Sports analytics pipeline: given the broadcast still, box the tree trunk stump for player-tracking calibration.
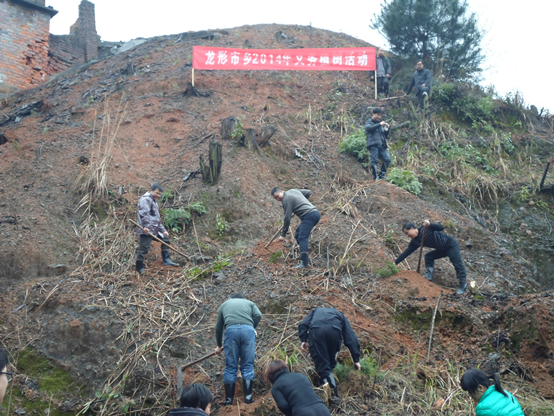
[243,128,258,151]
[257,125,276,147]
[221,116,240,140]
[200,140,222,185]
[184,81,200,97]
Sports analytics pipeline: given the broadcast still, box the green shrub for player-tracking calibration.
[438,141,497,174]
[387,168,423,195]
[269,251,283,263]
[360,356,381,378]
[162,208,191,232]
[231,119,244,139]
[338,127,369,165]
[375,261,399,278]
[216,214,229,236]
[188,201,207,215]
[161,188,174,203]
[333,362,353,382]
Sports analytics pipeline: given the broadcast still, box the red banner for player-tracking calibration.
[193,46,376,71]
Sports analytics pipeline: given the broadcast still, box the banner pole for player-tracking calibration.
[374,70,377,100]
[192,68,195,87]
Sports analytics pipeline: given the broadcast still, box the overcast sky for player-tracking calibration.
[47,0,553,112]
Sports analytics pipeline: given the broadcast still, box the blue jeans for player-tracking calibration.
[223,324,256,383]
[294,210,321,253]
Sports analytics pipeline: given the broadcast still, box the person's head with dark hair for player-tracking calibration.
[271,187,284,202]
[179,383,214,414]
[150,183,163,200]
[461,369,507,405]
[402,222,419,239]
[265,360,289,385]
[0,348,11,405]
[416,60,424,71]
[372,107,383,121]
[231,293,245,299]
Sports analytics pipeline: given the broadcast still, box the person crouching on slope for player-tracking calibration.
[461,369,524,416]
[395,219,468,295]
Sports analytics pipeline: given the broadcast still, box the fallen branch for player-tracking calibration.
[128,219,191,260]
[427,291,442,362]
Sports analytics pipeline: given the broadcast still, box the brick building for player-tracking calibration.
[0,0,99,96]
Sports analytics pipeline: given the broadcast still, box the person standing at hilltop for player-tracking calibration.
[370,49,392,98]
[395,219,467,295]
[405,60,431,108]
[135,183,179,273]
[214,294,262,406]
[271,187,320,268]
[298,307,361,398]
[365,108,391,181]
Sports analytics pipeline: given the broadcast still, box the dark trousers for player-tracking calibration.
[377,76,390,96]
[308,325,342,380]
[416,86,430,108]
[294,210,320,253]
[136,234,170,262]
[368,145,391,178]
[424,238,467,283]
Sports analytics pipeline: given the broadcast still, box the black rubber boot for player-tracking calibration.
[323,374,339,398]
[242,379,254,404]
[162,251,179,267]
[379,169,387,180]
[223,383,235,406]
[371,165,378,180]
[136,260,144,274]
[423,267,434,281]
[293,252,309,268]
[456,279,467,295]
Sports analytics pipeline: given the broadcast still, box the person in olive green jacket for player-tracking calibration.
[461,369,524,416]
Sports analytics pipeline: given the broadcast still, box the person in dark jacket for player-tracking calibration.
[461,369,524,416]
[0,348,11,405]
[272,187,320,268]
[298,307,361,397]
[370,49,392,97]
[265,360,331,416]
[169,383,214,416]
[405,60,431,108]
[395,219,467,295]
[365,108,391,180]
[135,183,179,273]
[214,294,262,405]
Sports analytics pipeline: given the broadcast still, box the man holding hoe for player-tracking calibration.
[395,219,467,295]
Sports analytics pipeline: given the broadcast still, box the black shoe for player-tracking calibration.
[223,383,235,406]
[136,260,144,274]
[242,379,254,404]
[423,267,434,281]
[293,252,309,268]
[162,251,179,267]
[456,280,467,295]
[379,171,387,180]
[323,374,339,398]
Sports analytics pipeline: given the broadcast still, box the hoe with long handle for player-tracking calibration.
[416,226,427,274]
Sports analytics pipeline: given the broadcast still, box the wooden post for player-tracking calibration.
[243,128,258,151]
[200,140,223,185]
[374,70,378,99]
[192,68,195,86]
[258,125,276,147]
[539,161,551,191]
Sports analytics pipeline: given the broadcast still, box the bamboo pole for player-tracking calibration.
[427,291,442,361]
[128,219,191,260]
[416,226,427,274]
[192,68,195,87]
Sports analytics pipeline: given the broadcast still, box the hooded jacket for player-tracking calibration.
[365,117,389,149]
[136,192,167,238]
[475,385,524,416]
[271,370,330,416]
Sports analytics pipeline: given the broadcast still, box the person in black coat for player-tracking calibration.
[298,307,361,397]
[364,107,391,180]
[405,60,431,108]
[395,219,467,295]
[169,383,213,416]
[265,360,331,416]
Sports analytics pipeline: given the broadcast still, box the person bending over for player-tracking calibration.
[461,369,524,416]
[395,219,467,295]
[266,360,331,416]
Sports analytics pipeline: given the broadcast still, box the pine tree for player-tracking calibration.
[371,0,484,79]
